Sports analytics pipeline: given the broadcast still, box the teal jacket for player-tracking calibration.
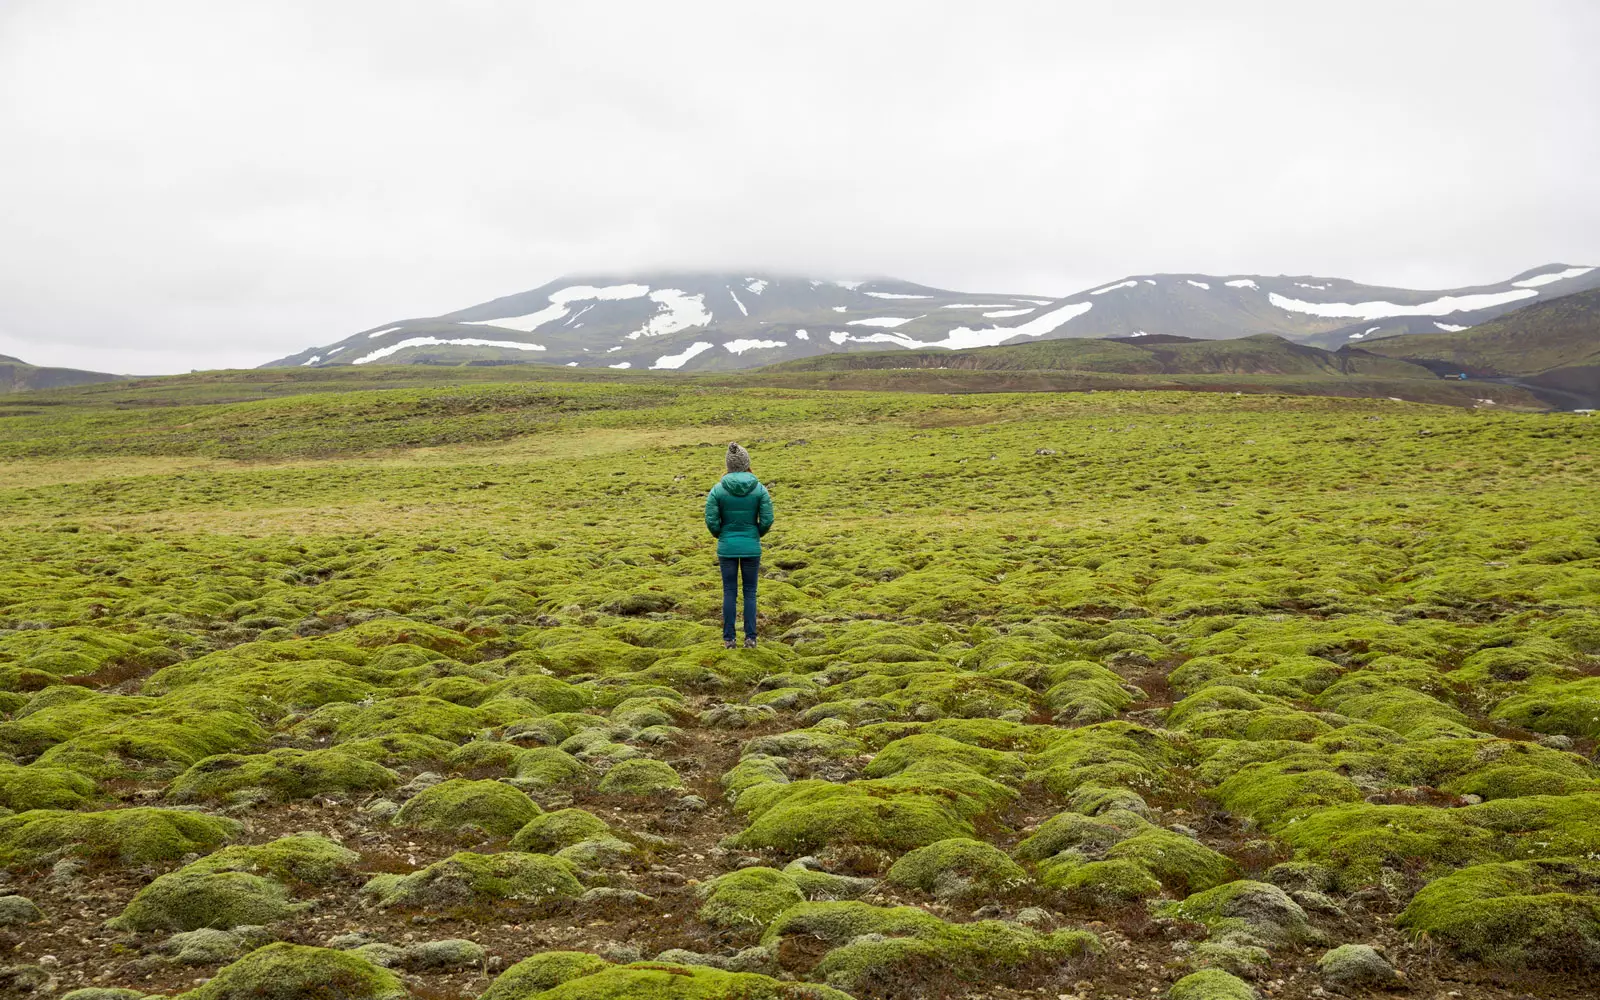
[705,472,774,558]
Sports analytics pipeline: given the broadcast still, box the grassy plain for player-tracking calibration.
[0,370,1597,999]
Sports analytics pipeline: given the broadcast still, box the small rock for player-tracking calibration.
[672,795,709,812]
[162,928,244,965]
[1014,906,1053,927]
[0,895,43,927]
[578,887,654,905]
[1537,734,1574,750]
[398,772,444,798]
[326,932,374,949]
[1459,794,1483,806]
[1289,891,1346,918]
[1316,944,1399,989]
[360,799,400,820]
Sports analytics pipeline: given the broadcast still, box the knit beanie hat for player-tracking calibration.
[726,442,752,473]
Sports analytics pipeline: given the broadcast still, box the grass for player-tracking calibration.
[1,368,1597,997]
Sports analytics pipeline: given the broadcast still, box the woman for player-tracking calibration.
[704,442,774,648]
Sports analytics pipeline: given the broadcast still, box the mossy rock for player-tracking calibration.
[335,733,456,767]
[1105,829,1239,895]
[1397,858,1600,967]
[1168,969,1255,1000]
[1013,810,1141,862]
[448,739,530,775]
[481,951,613,1000]
[361,851,582,908]
[885,838,1028,902]
[1160,880,1318,947]
[177,942,405,1000]
[169,748,397,803]
[862,734,1026,782]
[722,755,789,806]
[698,867,805,930]
[595,758,683,796]
[0,763,97,812]
[0,807,240,869]
[110,870,301,931]
[0,894,42,926]
[393,778,541,837]
[511,809,615,854]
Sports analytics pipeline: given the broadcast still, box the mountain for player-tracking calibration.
[264,264,1598,373]
[0,355,127,393]
[764,333,1436,378]
[1356,287,1600,408]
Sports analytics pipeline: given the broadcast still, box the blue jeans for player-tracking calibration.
[720,557,759,642]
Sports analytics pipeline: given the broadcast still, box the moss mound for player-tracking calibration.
[1168,969,1256,1000]
[1397,858,1600,967]
[169,748,396,803]
[698,867,806,930]
[511,809,616,854]
[110,869,300,931]
[393,778,541,837]
[480,951,613,1000]
[595,758,683,795]
[361,851,583,908]
[885,838,1028,902]
[0,807,239,869]
[178,943,405,1000]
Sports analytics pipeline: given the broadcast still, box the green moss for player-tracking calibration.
[178,943,405,1000]
[885,838,1027,901]
[361,851,582,908]
[698,867,805,930]
[1040,857,1161,902]
[168,748,397,803]
[393,778,541,837]
[511,809,615,853]
[1168,969,1255,1000]
[0,763,96,811]
[0,807,240,869]
[596,758,683,796]
[334,733,455,767]
[449,739,530,775]
[109,869,300,931]
[319,695,491,743]
[862,734,1026,782]
[1014,809,1144,861]
[1397,858,1600,966]
[480,951,613,1000]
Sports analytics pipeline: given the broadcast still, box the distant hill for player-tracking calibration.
[264,264,1598,372]
[0,356,127,393]
[1358,288,1600,408]
[764,333,1436,379]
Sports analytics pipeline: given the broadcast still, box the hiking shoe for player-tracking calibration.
[744,637,757,649]
[724,640,736,650]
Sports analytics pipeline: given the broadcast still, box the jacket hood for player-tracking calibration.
[720,472,760,497]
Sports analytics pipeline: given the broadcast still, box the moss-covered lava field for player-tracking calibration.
[0,371,1597,1000]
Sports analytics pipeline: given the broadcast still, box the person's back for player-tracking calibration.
[704,442,774,648]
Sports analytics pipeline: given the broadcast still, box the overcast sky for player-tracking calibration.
[2,1,1596,373]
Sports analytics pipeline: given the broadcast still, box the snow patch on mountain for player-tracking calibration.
[1091,280,1138,295]
[353,337,546,364]
[795,329,809,340]
[302,356,321,366]
[1268,288,1536,320]
[1512,266,1594,288]
[609,362,631,369]
[982,308,1034,318]
[1347,326,1381,340]
[942,303,1018,309]
[1296,282,1330,290]
[650,341,714,370]
[933,300,1094,350]
[727,288,748,316]
[724,339,786,354]
[365,326,402,339]
[864,291,931,299]
[847,316,922,328]
[466,283,650,332]
[829,330,925,349]
[627,289,713,339]
[1224,279,1259,289]
[744,278,768,295]
[1435,322,1470,332]
[1186,280,1210,290]
[831,306,848,312]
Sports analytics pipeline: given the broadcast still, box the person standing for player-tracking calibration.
[704,442,774,648]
